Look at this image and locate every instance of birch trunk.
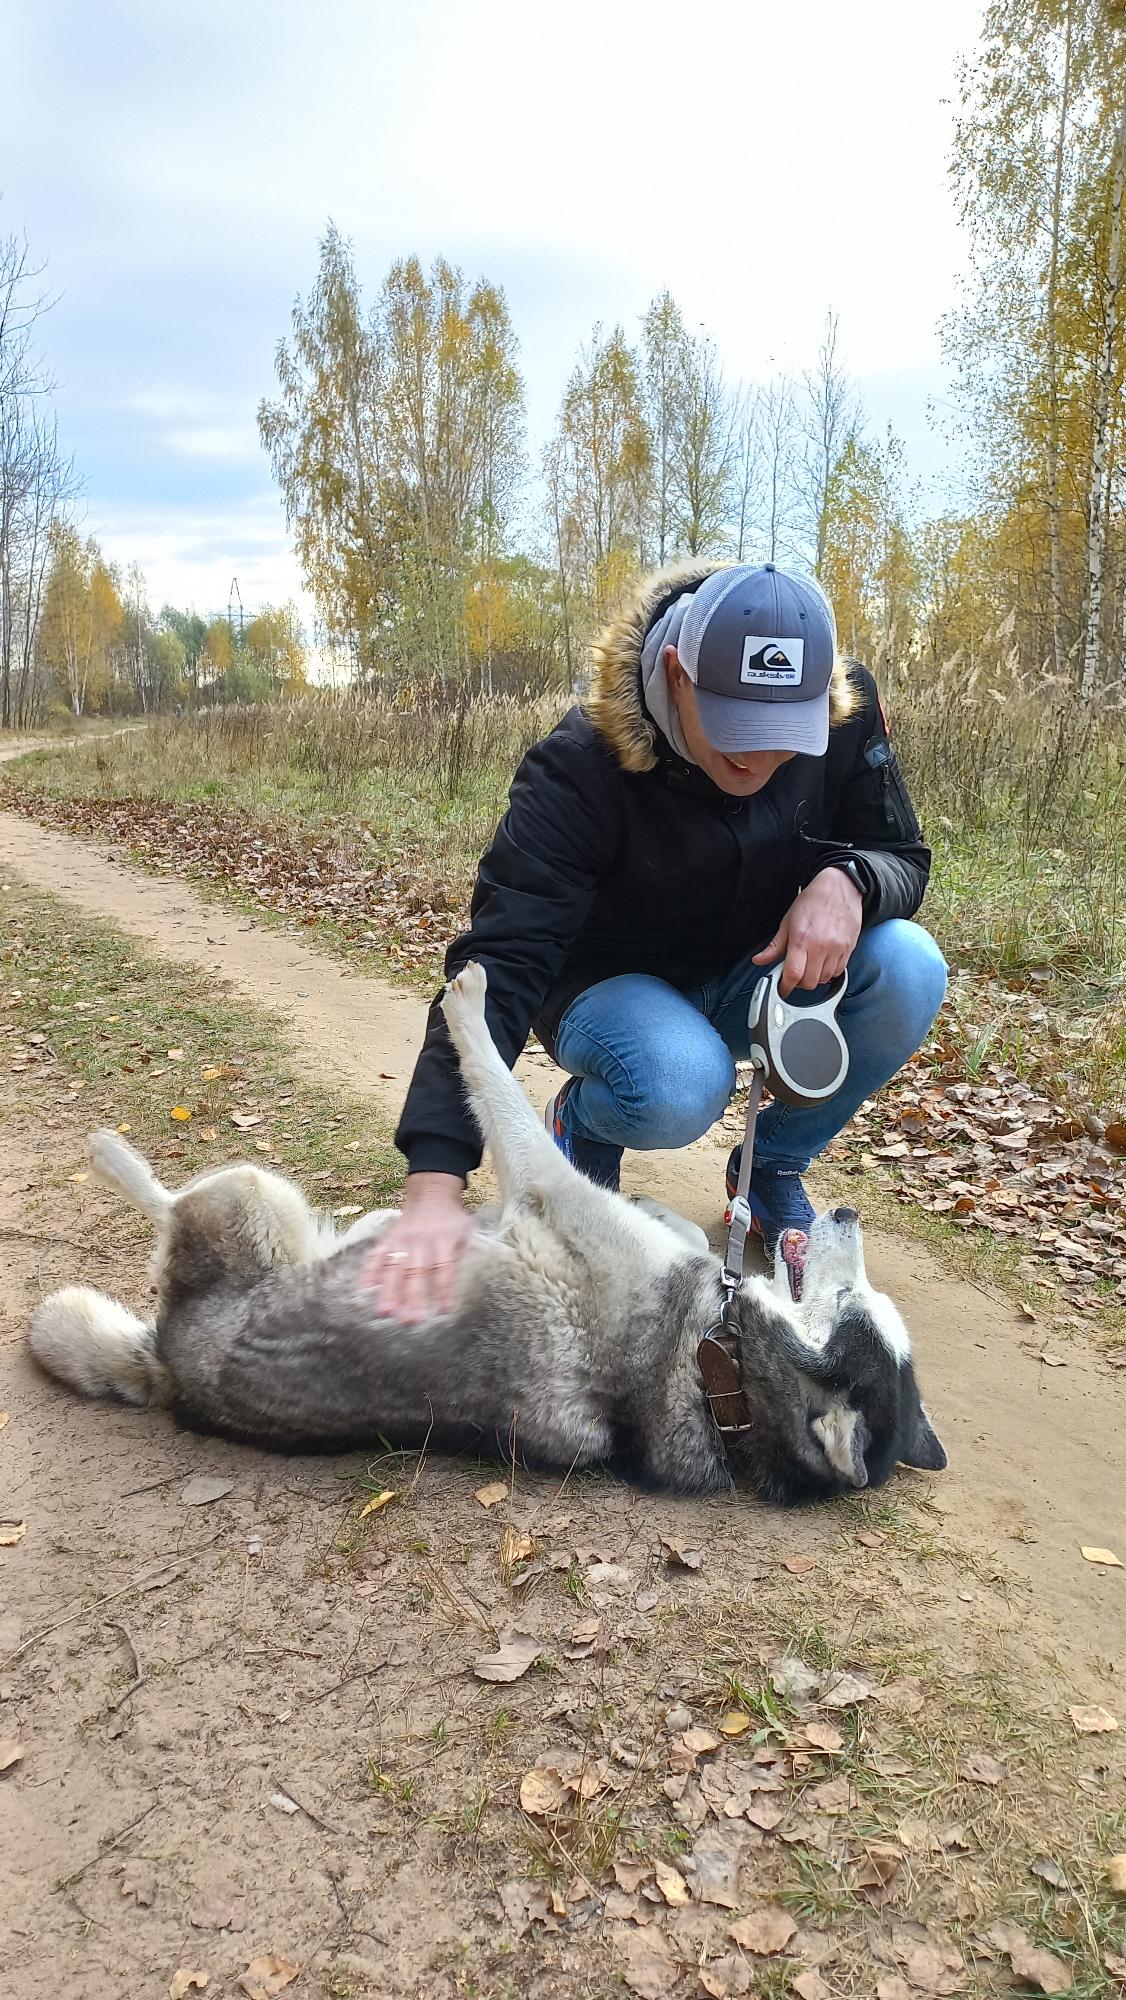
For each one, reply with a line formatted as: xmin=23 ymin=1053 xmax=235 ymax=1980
xmin=1045 ymin=0 xmax=1073 ymax=680
xmin=1080 ymin=88 xmax=1126 ymax=701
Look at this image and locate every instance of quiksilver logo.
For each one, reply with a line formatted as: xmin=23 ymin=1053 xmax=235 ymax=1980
xmin=740 ymin=634 xmax=806 ymax=687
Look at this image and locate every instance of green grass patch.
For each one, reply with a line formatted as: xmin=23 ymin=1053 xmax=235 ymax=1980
xmin=0 ymin=882 xmax=403 ymax=1202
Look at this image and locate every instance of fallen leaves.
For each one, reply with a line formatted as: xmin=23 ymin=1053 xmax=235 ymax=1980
xmin=231 ymin=1111 xmax=264 ymax=1131
xmin=473 ymin=1626 xmax=541 ymax=1683
xmin=681 ymin=1727 xmax=722 ymax=1757
xmin=613 ymin=1857 xmax=651 ymax=1893
xmin=499 ymin=1877 xmax=570 ymax=1933
xmin=0 ymin=1738 xmax=24 ymax=1773
xmin=563 ymin=1615 xmax=604 ymax=1661
xmin=803 ymin=1720 xmax=845 ymax=1753
xmin=357 ymin=1488 xmax=397 ymax=1518
xmin=686 ymin=1826 xmax=748 ymax=1909
xmin=698 ymin=1953 xmax=755 ymax=1997
xmin=622 ymin=1926 xmax=679 ymax=1997
xmin=808 ymin=1010 xmax=1126 ymax=1309
xmin=1068 ymin=1703 xmax=1118 ymax=1733
xmin=660 ymin=1535 xmax=703 ymax=1570
xmin=1106 ymin=1854 xmax=1126 ymax=1894
xmin=985 ymin=1922 xmax=1073 ymax=1994
xmin=718 ymin=1711 xmax=752 ymax=1738
xmin=727 ymin=1905 xmax=797 ymax=1955
xmin=959 ymin=1751 xmax=1005 ymax=1786
xmin=180 ymin=1475 xmax=234 ymax=1507
xmin=791 ymin=1974 xmax=832 ymax=2000
xmin=236 ymin=1959 xmax=301 ymax=2000
xmin=817 ymin=1670 xmax=875 ymax=1709
xmin=170 ymin=1103 xmax=192 ymax=1122
xmin=0 ymin=1520 xmax=27 ymax=1546
xmin=519 ymin=1751 xmax=607 ymax=1816
xmin=653 ymin=1859 xmax=690 ymax=1906
xmin=884 ymin=1928 xmax=964 ymax=1992
xmin=1080 ymin=1545 xmax=1122 ymax=1567
xmin=474 ymin=1480 xmax=508 ymax=1508
xmin=807 ymin=1775 xmax=856 ymax=1814
xmin=500 ymin=1524 xmax=535 ymax=1571
xmin=190 ymin=1888 xmax=246 ymax=1931
xmin=169 ymin=1974 xmax=209 ymax=2000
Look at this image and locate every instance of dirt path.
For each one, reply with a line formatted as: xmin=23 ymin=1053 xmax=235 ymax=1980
xmin=4 ymin=814 xmax=1126 ymax=1996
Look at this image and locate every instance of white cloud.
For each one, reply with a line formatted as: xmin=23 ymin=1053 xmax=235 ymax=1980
xmin=6 ymin=0 xmax=987 ymax=679
xmin=163 ymin=424 xmax=263 ymax=462
xmin=93 ymin=497 xmax=310 ymax=620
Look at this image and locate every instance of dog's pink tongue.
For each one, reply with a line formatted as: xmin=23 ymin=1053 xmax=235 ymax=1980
xmin=780 ymin=1229 xmax=809 ymax=1303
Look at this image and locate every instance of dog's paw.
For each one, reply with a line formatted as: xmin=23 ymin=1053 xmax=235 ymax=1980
xmin=441 ymin=960 xmax=488 ymax=1024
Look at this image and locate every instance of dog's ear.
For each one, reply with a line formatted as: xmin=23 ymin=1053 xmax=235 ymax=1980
xmin=900 ymin=1405 xmax=947 ymax=1472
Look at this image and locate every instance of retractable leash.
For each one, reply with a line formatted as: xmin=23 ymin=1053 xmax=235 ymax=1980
xmin=698 ymin=962 xmax=851 ymax=1432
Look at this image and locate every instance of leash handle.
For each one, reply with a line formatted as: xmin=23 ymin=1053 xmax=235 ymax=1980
xmin=721 ymin=1063 xmax=765 ymax=1302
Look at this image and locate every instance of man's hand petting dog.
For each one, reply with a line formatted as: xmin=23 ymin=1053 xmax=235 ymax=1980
xmin=753 ymin=866 xmax=863 ymax=997
xmin=365 ymin=1171 xmax=473 ymax=1324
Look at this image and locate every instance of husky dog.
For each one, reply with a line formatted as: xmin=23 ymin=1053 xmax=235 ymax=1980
xmin=28 ymin=963 xmax=945 ymax=1502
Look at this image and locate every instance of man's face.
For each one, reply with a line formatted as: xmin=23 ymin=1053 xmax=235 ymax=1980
xmin=665 ymin=649 xmax=797 ymax=797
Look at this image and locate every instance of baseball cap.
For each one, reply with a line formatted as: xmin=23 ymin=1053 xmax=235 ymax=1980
xmin=674 ymin=564 xmax=837 ymax=756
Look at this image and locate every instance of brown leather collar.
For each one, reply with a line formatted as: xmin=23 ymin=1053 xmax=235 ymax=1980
xmin=697 ymin=1326 xmax=753 ymax=1433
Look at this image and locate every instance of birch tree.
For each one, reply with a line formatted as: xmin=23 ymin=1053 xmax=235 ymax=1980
xmin=0 ymin=216 xmax=72 ymax=727
xmin=1080 ymin=82 xmax=1126 ymax=696
xmin=801 ymin=312 xmax=862 ymax=576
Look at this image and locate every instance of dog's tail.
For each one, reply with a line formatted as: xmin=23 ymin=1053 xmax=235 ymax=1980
xmin=27 ymin=1287 xmax=171 ymax=1407
xmin=89 ymin=1129 xmax=172 ymax=1222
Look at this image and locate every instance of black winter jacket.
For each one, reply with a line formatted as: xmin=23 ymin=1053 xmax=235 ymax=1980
xmin=396 ymin=563 xmax=930 ymax=1183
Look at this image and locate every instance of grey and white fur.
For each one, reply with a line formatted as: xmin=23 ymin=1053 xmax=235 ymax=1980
xmin=27 ymin=963 xmax=946 ymax=1502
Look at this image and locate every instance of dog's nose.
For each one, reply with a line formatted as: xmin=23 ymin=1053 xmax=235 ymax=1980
xmin=831 ymin=1206 xmax=859 ymax=1225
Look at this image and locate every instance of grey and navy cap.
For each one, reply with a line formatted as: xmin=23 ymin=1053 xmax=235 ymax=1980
xmin=675 ymin=564 xmax=837 ymax=756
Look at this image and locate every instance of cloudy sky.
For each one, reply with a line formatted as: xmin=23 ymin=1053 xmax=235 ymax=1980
xmin=4 ymin=0 xmax=983 ymax=635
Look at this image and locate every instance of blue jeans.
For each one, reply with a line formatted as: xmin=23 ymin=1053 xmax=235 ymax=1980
xmin=553 ymin=919 xmax=948 ymax=1174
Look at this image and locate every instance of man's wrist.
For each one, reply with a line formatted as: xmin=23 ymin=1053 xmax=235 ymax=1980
xmin=403 ymin=1171 xmax=467 ymax=1209
xmin=818 ymin=857 xmax=867 ymax=908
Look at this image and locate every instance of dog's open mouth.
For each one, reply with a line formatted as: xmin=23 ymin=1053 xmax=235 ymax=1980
xmin=780 ymin=1228 xmax=808 ymax=1303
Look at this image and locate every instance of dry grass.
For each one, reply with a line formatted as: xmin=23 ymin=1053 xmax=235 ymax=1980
xmin=9 ymin=671 xmax=1125 ymax=1002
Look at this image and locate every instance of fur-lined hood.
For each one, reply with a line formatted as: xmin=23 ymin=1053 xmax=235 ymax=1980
xmin=585 ymin=559 xmax=859 ymax=774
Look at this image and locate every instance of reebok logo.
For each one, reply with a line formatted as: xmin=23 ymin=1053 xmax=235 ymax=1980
xmin=740 ymin=634 xmax=805 ymax=687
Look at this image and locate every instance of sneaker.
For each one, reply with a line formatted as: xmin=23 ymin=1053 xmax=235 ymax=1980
xmin=546 ymin=1079 xmax=622 ymax=1191
xmin=725 ymin=1146 xmax=815 ymax=1257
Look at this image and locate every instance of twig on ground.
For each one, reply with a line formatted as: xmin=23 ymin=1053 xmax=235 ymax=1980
xmin=106 ymin=1620 xmax=146 ymax=1712
xmin=271 ymin=1776 xmax=337 ymax=1834
xmin=53 ymin=1800 xmax=160 ymax=1893
xmin=4 ymin=1557 xmax=194 ymax=1667
xmin=1 ymin=1225 xmax=113 ymax=1258
xmin=307 ymin=1653 xmax=393 ymax=1705
xmin=403 ymin=1411 xmax=434 ymax=1502
xmin=119 ymin=1474 xmax=181 ymax=1499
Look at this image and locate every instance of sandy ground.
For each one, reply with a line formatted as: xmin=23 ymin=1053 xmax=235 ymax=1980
xmin=2 ymin=810 xmax=1125 ymax=1999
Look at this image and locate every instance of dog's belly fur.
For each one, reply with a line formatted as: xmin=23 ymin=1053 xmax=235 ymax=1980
xmin=159 ymin=1226 xmax=728 ymax=1492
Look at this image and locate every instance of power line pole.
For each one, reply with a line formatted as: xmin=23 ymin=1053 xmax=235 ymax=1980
xmin=228 ymin=576 xmax=244 ymax=649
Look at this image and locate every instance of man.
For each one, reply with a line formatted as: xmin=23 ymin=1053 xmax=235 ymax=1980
xmin=369 ymin=560 xmax=946 ymax=1323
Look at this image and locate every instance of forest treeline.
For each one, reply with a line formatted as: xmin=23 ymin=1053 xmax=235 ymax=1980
xmin=2 ymin=0 xmax=1123 ymax=722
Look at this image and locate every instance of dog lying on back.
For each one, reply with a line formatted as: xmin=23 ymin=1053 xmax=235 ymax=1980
xmin=28 ymin=962 xmax=946 ymax=1502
